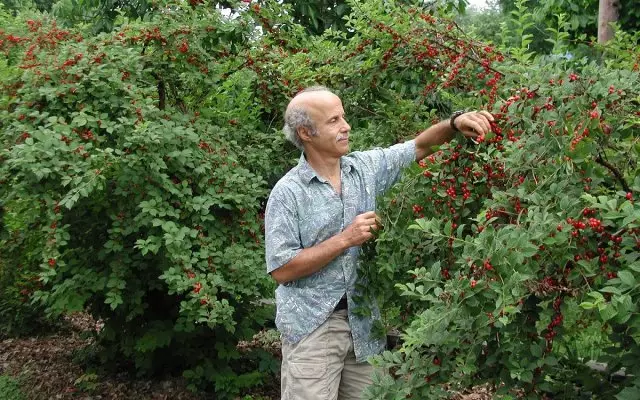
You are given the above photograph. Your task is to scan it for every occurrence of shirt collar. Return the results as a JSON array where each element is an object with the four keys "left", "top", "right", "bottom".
[{"left": 297, "top": 153, "right": 355, "bottom": 184}]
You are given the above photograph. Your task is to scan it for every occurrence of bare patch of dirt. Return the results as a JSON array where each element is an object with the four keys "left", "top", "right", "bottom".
[{"left": 0, "top": 313, "right": 207, "bottom": 400}]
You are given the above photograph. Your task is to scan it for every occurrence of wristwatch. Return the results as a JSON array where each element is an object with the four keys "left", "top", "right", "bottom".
[{"left": 449, "top": 110, "right": 466, "bottom": 132}]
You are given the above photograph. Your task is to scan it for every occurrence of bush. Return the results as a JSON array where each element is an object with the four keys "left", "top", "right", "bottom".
[
  {"left": 346, "top": 4, "right": 640, "bottom": 400},
  {"left": 0, "top": 5, "right": 281, "bottom": 397}
]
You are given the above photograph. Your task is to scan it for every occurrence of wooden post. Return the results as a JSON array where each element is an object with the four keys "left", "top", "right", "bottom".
[{"left": 598, "top": 0, "right": 619, "bottom": 43}]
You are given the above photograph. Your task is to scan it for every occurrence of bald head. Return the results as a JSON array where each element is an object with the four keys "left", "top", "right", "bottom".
[{"left": 283, "top": 86, "right": 338, "bottom": 150}]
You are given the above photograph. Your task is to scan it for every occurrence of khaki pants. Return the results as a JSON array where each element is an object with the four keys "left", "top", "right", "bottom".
[{"left": 281, "top": 309, "right": 374, "bottom": 400}]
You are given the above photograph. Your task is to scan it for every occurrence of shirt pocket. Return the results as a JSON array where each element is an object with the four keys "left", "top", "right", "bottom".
[{"left": 298, "top": 199, "right": 343, "bottom": 248}]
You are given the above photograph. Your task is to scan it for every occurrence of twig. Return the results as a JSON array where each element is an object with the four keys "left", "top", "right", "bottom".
[{"left": 595, "top": 153, "right": 631, "bottom": 193}]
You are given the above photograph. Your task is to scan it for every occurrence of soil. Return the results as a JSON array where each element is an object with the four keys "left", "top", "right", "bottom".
[{"left": 0, "top": 313, "right": 215, "bottom": 400}]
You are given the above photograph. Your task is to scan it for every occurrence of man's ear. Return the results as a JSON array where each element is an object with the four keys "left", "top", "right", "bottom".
[{"left": 297, "top": 127, "right": 313, "bottom": 143}]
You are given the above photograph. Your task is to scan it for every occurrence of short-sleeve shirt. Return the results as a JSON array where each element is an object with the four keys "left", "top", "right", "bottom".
[{"left": 265, "top": 139, "right": 416, "bottom": 362}]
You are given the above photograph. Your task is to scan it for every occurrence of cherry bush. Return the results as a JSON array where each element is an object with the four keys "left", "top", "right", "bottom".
[
  {"left": 1, "top": 0, "right": 639, "bottom": 398},
  {"left": 0, "top": 3, "right": 284, "bottom": 396},
  {"left": 342, "top": 4, "right": 640, "bottom": 400}
]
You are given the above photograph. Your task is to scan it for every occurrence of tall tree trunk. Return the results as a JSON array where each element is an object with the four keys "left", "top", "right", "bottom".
[{"left": 598, "top": 0, "right": 619, "bottom": 43}]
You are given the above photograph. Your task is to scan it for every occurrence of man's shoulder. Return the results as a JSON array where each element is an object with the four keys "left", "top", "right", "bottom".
[
  {"left": 343, "top": 149, "right": 381, "bottom": 170},
  {"left": 275, "top": 165, "right": 303, "bottom": 186},
  {"left": 270, "top": 166, "right": 304, "bottom": 199}
]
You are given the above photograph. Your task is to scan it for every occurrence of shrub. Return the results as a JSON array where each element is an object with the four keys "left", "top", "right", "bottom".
[
  {"left": 0, "top": 5, "right": 280, "bottom": 396},
  {"left": 345, "top": 4, "right": 640, "bottom": 399}
]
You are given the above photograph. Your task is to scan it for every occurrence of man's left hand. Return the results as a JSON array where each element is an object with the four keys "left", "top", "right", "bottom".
[{"left": 453, "top": 111, "right": 495, "bottom": 141}]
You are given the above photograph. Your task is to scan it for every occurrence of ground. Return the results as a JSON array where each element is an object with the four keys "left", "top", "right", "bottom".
[
  {"left": 0, "top": 313, "right": 217, "bottom": 399},
  {"left": 0, "top": 313, "right": 491, "bottom": 399}
]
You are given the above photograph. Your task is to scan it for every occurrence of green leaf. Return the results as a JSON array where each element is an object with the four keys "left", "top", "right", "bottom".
[
  {"left": 618, "top": 271, "right": 636, "bottom": 287},
  {"left": 616, "top": 385, "right": 640, "bottom": 400},
  {"left": 599, "top": 305, "right": 617, "bottom": 322},
  {"left": 74, "top": 116, "right": 88, "bottom": 126},
  {"left": 580, "top": 302, "right": 595, "bottom": 310},
  {"left": 530, "top": 343, "right": 543, "bottom": 358}
]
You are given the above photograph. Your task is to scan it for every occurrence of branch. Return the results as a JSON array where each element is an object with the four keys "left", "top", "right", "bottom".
[
  {"left": 150, "top": 72, "right": 166, "bottom": 110},
  {"left": 595, "top": 153, "right": 631, "bottom": 193}
]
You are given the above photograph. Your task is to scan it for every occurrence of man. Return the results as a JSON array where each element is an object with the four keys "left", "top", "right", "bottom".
[{"left": 265, "top": 86, "right": 493, "bottom": 400}]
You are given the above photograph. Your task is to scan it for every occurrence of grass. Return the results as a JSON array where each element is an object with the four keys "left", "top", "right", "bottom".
[{"left": 0, "top": 375, "right": 25, "bottom": 400}]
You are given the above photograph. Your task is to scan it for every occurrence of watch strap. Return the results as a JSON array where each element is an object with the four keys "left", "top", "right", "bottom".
[{"left": 449, "top": 110, "right": 466, "bottom": 132}]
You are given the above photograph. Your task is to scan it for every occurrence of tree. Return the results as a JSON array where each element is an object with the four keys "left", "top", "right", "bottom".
[{"left": 597, "top": 0, "right": 618, "bottom": 43}]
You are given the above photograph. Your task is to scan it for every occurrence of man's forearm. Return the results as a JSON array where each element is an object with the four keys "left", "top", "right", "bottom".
[
  {"left": 270, "top": 233, "right": 351, "bottom": 284},
  {"left": 414, "top": 120, "right": 456, "bottom": 161}
]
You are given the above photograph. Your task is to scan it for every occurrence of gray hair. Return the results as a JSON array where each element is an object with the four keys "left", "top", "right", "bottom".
[{"left": 283, "top": 86, "right": 333, "bottom": 150}]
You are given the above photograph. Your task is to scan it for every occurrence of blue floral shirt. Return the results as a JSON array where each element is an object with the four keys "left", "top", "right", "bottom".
[{"left": 265, "top": 140, "right": 416, "bottom": 362}]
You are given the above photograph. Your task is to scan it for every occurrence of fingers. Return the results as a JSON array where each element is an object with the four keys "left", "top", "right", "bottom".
[
  {"left": 353, "top": 211, "right": 381, "bottom": 241},
  {"left": 458, "top": 111, "right": 494, "bottom": 138},
  {"left": 461, "top": 120, "right": 485, "bottom": 137},
  {"left": 356, "top": 211, "right": 377, "bottom": 225},
  {"left": 468, "top": 113, "right": 491, "bottom": 133},
  {"left": 362, "top": 216, "right": 380, "bottom": 231},
  {"left": 375, "top": 214, "right": 383, "bottom": 227},
  {"left": 477, "top": 110, "right": 495, "bottom": 122}
]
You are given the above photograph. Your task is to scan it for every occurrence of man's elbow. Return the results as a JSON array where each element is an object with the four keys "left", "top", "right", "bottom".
[{"left": 270, "top": 268, "right": 291, "bottom": 285}]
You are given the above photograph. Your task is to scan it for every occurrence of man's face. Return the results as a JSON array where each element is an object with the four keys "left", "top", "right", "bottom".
[{"left": 303, "top": 92, "right": 351, "bottom": 157}]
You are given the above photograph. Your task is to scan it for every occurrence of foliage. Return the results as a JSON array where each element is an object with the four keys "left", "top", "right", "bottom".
[
  {"left": 51, "top": 0, "right": 152, "bottom": 33},
  {"left": 0, "top": 199, "right": 56, "bottom": 338},
  {"left": 0, "top": 4, "right": 54, "bottom": 338},
  {"left": 0, "top": 375, "right": 25, "bottom": 400},
  {"left": 456, "top": 2, "right": 505, "bottom": 47},
  {"left": 1, "top": 0, "right": 56, "bottom": 13},
  {"left": 282, "top": 0, "right": 469, "bottom": 36},
  {"left": 346, "top": 2, "right": 640, "bottom": 399},
  {"left": 0, "top": 3, "right": 281, "bottom": 397},
  {"left": 496, "top": 0, "right": 640, "bottom": 55}
]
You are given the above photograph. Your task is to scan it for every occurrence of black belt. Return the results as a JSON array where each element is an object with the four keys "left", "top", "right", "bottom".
[{"left": 334, "top": 296, "right": 348, "bottom": 311}]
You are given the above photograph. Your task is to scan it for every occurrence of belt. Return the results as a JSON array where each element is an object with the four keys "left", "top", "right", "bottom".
[{"left": 334, "top": 296, "right": 348, "bottom": 311}]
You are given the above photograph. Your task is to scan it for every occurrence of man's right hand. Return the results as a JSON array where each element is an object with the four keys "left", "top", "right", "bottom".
[{"left": 340, "top": 211, "right": 380, "bottom": 247}]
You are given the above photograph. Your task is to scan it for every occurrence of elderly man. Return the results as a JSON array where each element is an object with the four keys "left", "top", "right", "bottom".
[{"left": 265, "top": 86, "right": 493, "bottom": 400}]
